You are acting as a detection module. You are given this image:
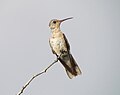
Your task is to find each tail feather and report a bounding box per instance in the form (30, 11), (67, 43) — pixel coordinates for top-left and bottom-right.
(66, 69), (74, 79)
(58, 53), (82, 79)
(69, 54), (82, 75)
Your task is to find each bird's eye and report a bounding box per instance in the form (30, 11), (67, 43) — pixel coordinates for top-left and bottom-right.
(53, 21), (56, 24)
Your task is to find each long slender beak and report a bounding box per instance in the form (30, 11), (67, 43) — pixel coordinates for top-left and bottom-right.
(60, 17), (73, 23)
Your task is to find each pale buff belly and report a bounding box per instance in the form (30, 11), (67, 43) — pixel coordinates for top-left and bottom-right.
(50, 37), (67, 56)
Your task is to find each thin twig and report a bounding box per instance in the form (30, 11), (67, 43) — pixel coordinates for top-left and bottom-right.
(16, 59), (58, 95)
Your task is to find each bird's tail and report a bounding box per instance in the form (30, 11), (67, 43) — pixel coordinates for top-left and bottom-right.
(58, 53), (82, 79)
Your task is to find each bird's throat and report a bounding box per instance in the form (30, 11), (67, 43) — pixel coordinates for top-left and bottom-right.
(51, 27), (61, 33)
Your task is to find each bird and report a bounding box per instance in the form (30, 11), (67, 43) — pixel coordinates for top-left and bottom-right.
(49, 17), (82, 79)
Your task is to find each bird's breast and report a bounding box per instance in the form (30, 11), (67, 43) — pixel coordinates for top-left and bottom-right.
(50, 37), (63, 48)
(50, 37), (67, 56)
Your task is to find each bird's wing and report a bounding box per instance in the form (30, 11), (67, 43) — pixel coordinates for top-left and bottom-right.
(49, 39), (56, 54)
(63, 33), (70, 51)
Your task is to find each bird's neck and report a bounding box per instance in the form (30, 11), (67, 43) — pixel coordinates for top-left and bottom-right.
(51, 27), (61, 33)
(51, 28), (63, 37)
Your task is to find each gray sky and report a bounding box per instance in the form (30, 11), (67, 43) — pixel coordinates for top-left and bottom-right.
(0, 0), (120, 95)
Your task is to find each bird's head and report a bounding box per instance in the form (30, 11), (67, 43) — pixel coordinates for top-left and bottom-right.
(49, 17), (73, 31)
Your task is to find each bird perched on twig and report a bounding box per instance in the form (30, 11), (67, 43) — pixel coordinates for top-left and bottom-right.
(49, 17), (82, 79)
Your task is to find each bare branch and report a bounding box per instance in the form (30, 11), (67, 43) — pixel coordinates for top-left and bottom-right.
(16, 59), (58, 95)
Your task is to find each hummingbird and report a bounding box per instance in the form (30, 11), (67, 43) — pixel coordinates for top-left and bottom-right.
(49, 17), (82, 79)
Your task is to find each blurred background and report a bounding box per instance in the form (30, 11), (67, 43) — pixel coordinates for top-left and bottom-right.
(0, 0), (120, 95)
